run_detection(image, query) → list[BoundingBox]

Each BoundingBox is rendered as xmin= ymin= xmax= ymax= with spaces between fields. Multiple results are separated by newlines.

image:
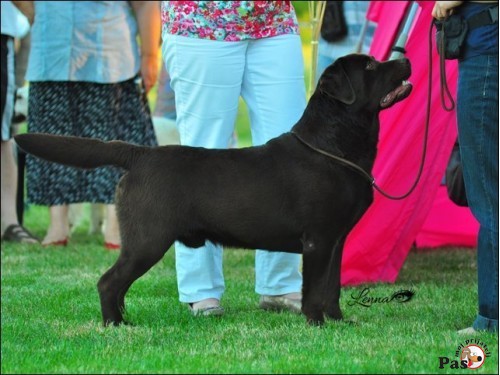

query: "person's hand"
xmin=130 ymin=1 xmax=160 ymax=94
xmin=140 ymin=54 xmax=159 ymax=94
xmin=432 ymin=1 xmax=464 ymax=20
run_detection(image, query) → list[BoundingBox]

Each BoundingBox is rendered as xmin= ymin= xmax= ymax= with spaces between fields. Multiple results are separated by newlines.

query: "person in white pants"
xmin=161 ymin=1 xmax=306 ymax=316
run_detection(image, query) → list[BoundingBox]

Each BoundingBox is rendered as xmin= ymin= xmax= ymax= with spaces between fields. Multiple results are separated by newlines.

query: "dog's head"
xmin=318 ymin=54 xmax=412 ymax=112
xmin=461 ymin=348 xmax=483 ymax=365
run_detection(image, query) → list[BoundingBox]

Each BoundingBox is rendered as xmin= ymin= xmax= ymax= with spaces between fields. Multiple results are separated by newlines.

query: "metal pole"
xmin=353 ymin=18 xmax=369 ymax=53
xmin=308 ymin=1 xmax=326 ymax=99
xmin=389 ymin=1 xmax=420 ymax=60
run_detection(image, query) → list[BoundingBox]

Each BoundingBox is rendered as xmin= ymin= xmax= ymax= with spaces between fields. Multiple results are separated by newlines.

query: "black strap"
xmin=467 ymin=5 xmax=498 ymax=30
xmin=391 ymin=46 xmax=406 ymax=55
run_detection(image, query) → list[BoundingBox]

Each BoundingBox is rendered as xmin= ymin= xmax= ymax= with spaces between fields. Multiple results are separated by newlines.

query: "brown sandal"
xmin=2 ymin=224 xmax=40 ymax=244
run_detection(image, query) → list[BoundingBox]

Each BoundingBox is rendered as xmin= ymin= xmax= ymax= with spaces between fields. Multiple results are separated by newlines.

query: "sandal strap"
xmin=2 ymin=224 xmax=40 ymax=243
xmin=188 ymin=303 xmax=225 ymax=317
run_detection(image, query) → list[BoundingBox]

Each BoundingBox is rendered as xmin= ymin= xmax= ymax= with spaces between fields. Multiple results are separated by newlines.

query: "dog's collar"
xmin=290 ymin=131 xmax=375 ymax=186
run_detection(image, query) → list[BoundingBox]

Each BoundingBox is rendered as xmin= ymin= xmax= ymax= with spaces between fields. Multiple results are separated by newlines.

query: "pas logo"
xmin=460 ymin=345 xmax=486 ymax=369
xmin=439 ymin=339 xmax=491 ymax=370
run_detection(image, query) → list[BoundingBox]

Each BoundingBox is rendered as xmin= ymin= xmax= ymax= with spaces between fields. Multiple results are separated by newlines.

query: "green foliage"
xmin=1 ymin=204 xmax=498 ymax=374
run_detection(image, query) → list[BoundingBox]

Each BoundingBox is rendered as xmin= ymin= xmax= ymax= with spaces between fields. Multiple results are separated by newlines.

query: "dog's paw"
xmin=325 ymin=305 xmax=357 ymax=326
xmin=103 ymin=318 xmax=131 ymax=327
xmin=305 ymin=314 xmax=325 ymax=327
xmin=343 ymin=319 xmax=358 ymax=326
xmin=325 ymin=309 xmax=343 ymax=321
xmin=307 ymin=319 xmax=325 ymax=328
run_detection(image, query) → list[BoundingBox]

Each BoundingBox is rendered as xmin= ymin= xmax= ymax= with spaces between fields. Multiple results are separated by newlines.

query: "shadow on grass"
xmin=397 ymin=245 xmax=476 ymax=285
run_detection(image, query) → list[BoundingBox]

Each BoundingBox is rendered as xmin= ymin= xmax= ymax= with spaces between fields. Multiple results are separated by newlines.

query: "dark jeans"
xmin=457 ymin=54 xmax=499 ymax=332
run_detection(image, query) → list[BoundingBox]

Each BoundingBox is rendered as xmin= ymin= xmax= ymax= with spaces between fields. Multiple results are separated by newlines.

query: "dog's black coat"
xmin=15 ymin=54 xmax=412 ymax=326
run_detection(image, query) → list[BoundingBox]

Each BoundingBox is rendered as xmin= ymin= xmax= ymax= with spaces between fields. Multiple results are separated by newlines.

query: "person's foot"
xmin=43 ymin=205 xmax=70 ymax=246
xmin=104 ymin=241 xmax=121 ymax=251
xmin=188 ymin=298 xmax=224 ymax=317
xmin=42 ymin=238 xmax=69 ymax=246
xmin=1 ymin=224 xmax=40 ymax=244
xmin=104 ymin=204 xmax=121 ymax=249
xmin=104 ymin=227 xmax=121 ymax=249
xmin=259 ymin=292 xmax=302 ymax=314
xmin=458 ymin=327 xmax=477 ymax=335
xmin=42 ymin=235 xmax=69 ymax=246
xmin=42 ymin=226 xmax=69 ymax=246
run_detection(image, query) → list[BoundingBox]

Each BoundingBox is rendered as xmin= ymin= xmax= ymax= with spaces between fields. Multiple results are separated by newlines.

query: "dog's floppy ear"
xmin=320 ymin=59 xmax=356 ymax=105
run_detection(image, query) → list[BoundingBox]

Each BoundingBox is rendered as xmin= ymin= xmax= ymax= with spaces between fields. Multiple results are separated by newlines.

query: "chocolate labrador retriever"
xmin=15 ymin=54 xmax=412 ymax=326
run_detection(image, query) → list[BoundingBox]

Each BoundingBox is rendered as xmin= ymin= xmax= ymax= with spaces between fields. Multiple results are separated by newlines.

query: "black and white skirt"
xmin=26 ymin=78 xmax=158 ymax=205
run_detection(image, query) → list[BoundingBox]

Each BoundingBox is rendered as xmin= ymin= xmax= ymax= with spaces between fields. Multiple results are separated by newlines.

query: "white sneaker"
xmin=259 ymin=292 xmax=302 ymax=314
xmin=457 ymin=327 xmax=477 ymax=335
xmin=188 ymin=298 xmax=224 ymax=317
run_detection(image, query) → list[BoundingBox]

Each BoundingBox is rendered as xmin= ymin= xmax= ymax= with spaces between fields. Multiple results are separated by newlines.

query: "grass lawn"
xmin=1 ymin=206 xmax=498 ymax=374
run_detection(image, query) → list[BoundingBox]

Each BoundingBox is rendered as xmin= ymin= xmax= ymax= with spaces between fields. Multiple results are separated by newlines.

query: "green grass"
xmin=1 ymin=204 xmax=498 ymax=374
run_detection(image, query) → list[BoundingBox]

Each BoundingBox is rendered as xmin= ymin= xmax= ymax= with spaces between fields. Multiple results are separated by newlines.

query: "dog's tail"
xmin=15 ymin=133 xmax=146 ymax=170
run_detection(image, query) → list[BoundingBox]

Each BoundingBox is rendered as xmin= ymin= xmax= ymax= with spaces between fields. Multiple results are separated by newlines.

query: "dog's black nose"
xmin=477 ymin=356 xmax=482 ymax=361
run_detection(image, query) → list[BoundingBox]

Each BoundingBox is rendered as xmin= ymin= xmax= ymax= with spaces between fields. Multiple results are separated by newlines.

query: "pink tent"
xmin=340 ymin=1 xmax=478 ymax=286
xmin=415 ymin=186 xmax=478 ymax=248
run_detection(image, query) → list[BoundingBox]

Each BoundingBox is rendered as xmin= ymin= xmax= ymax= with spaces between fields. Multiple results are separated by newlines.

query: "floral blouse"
xmin=161 ymin=1 xmax=300 ymax=41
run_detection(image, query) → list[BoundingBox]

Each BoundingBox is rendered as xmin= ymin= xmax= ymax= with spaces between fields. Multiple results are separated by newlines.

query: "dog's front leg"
xmin=301 ymin=233 xmax=335 ymax=326
xmin=324 ymin=237 xmax=346 ymax=321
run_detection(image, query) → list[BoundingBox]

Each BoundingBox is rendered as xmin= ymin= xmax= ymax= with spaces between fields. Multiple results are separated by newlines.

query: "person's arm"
xmin=130 ymin=1 xmax=161 ymax=94
xmin=12 ymin=0 xmax=34 ymax=25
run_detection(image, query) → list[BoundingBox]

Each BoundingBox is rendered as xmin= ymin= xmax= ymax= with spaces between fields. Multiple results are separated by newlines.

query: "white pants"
xmin=162 ymin=34 xmax=306 ymax=302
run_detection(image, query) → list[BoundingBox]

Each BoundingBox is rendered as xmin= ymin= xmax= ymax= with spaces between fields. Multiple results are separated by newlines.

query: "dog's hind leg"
xmin=117 ymin=281 xmax=133 ymax=314
xmin=115 ymin=239 xmax=170 ymax=314
xmin=97 ymin=237 xmax=173 ymax=326
xmin=98 ymin=258 xmax=129 ymax=326
xmin=300 ymin=233 xmax=336 ymax=326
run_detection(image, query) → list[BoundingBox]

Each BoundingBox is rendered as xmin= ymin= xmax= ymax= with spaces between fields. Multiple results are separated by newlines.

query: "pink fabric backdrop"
xmin=340 ymin=1 xmax=477 ymax=286
xmin=415 ymin=185 xmax=479 ymax=247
